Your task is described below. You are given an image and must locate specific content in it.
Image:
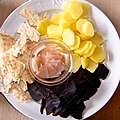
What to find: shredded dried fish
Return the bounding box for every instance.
[0,33,15,53]
[17,21,40,42]
[19,7,42,26]
[7,34,27,57]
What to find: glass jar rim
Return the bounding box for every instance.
[28,39,73,86]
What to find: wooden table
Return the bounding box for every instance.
[0,0,120,120]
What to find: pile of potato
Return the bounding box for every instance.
[37,0,105,73]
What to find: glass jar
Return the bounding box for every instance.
[28,39,73,86]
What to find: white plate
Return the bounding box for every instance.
[1,0,120,120]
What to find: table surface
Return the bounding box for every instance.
[0,0,120,120]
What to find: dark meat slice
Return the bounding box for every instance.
[69,102,85,119]
[45,94,60,115]
[59,80,76,99]
[73,67,101,88]
[40,99,46,114]
[66,78,97,104]
[47,80,68,96]
[76,83,97,103]
[64,79,86,104]
[59,110,69,118]
[53,100,66,116]
[83,71,101,88]
[55,99,69,117]
[94,64,109,79]
[28,81,49,101]
[53,106,66,116]
[72,67,88,86]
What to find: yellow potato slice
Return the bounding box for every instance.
[70,22,78,33]
[90,32,104,45]
[84,41,93,54]
[62,28,75,46]
[86,60,98,73]
[60,11,76,26]
[68,0,83,19]
[51,14,61,25]
[84,42,96,58]
[79,33,91,40]
[76,19,89,33]
[90,45,106,63]
[37,18,51,35]
[81,57,89,69]
[62,1,71,10]
[81,2,90,17]
[59,20,68,32]
[74,41,90,55]
[82,22,94,37]
[47,24,62,40]
[72,53,81,73]
[70,35,80,50]
[80,16,90,20]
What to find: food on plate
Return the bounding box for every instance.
[72,53,81,73]
[90,45,106,63]
[69,35,80,50]
[81,2,90,16]
[76,18,89,34]
[17,21,40,42]
[0,0,109,119]
[67,0,83,19]
[62,28,75,46]
[81,57,89,69]
[76,19,94,38]
[83,42,96,58]
[74,41,91,55]
[30,43,70,79]
[0,33,15,53]
[47,24,62,40]
[82,21,94,37]
[50,13,61,25]
[27,40,73,86]
[86,60,98,73]
[19,7,42,26]
[37,18,51,35]
[60,11,75,27]
[90,32,104,45]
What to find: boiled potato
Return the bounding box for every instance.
[82,22,94,37]
[84,42,96,58]
[81,2,90,17]
[70,22,78,33]
[90,45,106,63]
[72,53,81,73]
[79,33,91,40]
[59,20,68,31]
[86,60,98,73]
[84,41,93,54]
[37,18,51,35]
[70,35,80,50]
[51,14,61,25]
[76,19,89,33]
[47,24,62,40]
[68,0,83,19]
[90,32,104,45]
[62,28,75,46]
[74,41,90,55]
[81,57,89,69]
[60,11,76,26]
[62,1,71,10]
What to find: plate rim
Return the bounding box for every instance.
[1,0,120,120]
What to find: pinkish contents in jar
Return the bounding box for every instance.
[31,44,70,79]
